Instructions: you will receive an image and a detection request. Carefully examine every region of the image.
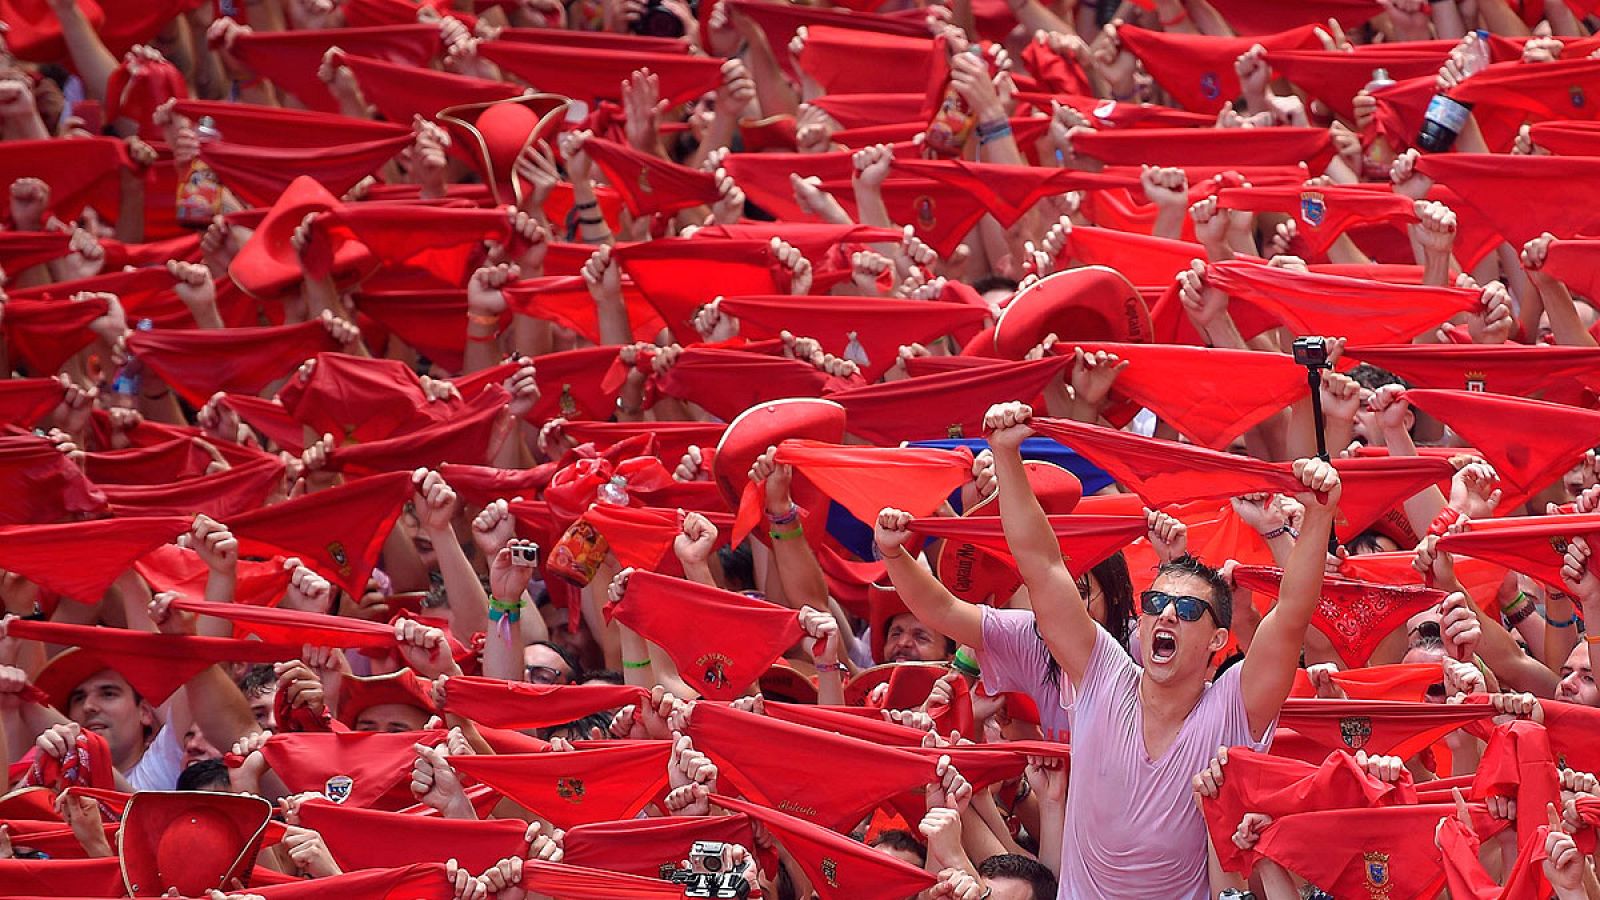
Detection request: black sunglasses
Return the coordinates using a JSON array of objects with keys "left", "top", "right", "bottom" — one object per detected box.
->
[{"left": 1140, "top": 590, "right": 1218, "bottom": 623}]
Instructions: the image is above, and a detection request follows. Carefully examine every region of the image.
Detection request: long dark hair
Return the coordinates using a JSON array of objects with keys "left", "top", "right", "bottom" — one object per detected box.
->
[{"left": 1037, "top": 551, "right": 1135, "bottom": 689}]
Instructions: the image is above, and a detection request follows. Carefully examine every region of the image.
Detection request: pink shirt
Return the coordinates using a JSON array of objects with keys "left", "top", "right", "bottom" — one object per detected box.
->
[
  {"left": 1056, "top": 627, "right": 1271, "bottom": 900},
  {"left": 979, "top": 606, "right": 1073, "bottom": 743}
]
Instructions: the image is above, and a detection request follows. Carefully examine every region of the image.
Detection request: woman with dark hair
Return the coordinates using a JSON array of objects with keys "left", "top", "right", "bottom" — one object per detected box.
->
[{"left": 876, "top": 508, "right": 1186, "bottom": 743}]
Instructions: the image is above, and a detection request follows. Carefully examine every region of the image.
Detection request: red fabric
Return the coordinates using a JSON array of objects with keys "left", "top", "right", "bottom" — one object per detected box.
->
[
  {"left": 1290, "top": 663, "right": 1445, "bottom": 702},
  {"left": 1067, "top": 341, "right": 1305, "bottom": 450},
  {"left": 717, "top": 295, "right": 988, "bottom": 382},
  {"left": 1405, "top": 389, "right": 1600, "bottom": 500},
  {"left": 1234, "top": 565, "right": 1445, "bottom": 667},
  {"left": 1268, "top": 47, "right": 1450, "bottom": 120},
  {"left": 81, "top": 438, "right": 211, "bottom": 484},
  {"left": 494, "top": 28, "right": 690, "bottom": 52},
  {"left": 325, "top": 385, "right": 509, "bottom": 475},
  {"left": 890, "top": 159, "right": 1139, "bottom": 227},
  {"left": 503, "top": 860, "right": 679, "bottom": 900},
  {"left": 1204, "top": 0, "right": 1382, "bottom": 34},
  {"left": 1116, "top": 25, "right": 1322, "bottom": 113},
  {"left": 724, "top": 0, "right": 928, "bottom": 81},
  {"left": 1274, "top": 698, "right": 1497, "bottom": 760},
  {"left": 1201, "top": 747, "right": 1416, "bottom": 875},
  {"left": 0, "top": 857, "right": 125, "bottom": 896},
  {"left": 229, "top": 471, "right": 415, "bottom": 597},
  {"left": 134, "top": 543, "right": 292, "bottom": 607},
  {"left": 763, "top": 701, "right": 928, "bottom": 746},
  {"left": 797, "top": 26, "right": 938, "bottom": 95},
  {"left": 582, "top": 137, "right": 720, "bottom": 216},
  {"left": 614, "top": 238, "right": 781, "bottom": 343},
  {"left": 561, "top": 421, "right": 726, "bottom": 465},
  {"left": 1437, "top": 814, "right": 1552, "bottom": 900},
  {"left": 278, "top": 353, "right": 445, "bottom": 443},
  {"left": 1538, "top": 699, "right": 1600, "bottom": 775},
  {"left": 1529, "top": 120, "right": 1600, "bottom": 155},
  {"left": 910, "top": 514, "right": 1149, "bottom": 577},
  {"left": 1206, "top": 259, "right": 1483, "bottom": 345},
  {"left": 1416, "top": 153, "right": 1600, "bottom": 246},
  {"left": 1339, "top": 551, "right": 1508, "bottom": 612},
  {"left": 298, "top": 800, "right": 529, "bottom": 873},
  {"left": 563, "top": 814, "right": 756, "bottom": 879},
  {"left": 710, "top": 793, "right": 936, "bottom": 900},
  {"left": 199, "top": 136, "right": 414, "bottom": 209},
  {"left": 0, "top": 0, "right": 105, "bottom": 61},
  {"left": 1072, "top": 125, "right": 1336, "bottom": 169},
  {"left": 718, "top": 143, "right": 916, "bottom": 222},
  {"left": 690, "top": 702, "right": 935, "bottom": 832},
  {"left": 1217, "top": 185, "right": 1417, "bottom": 256},
  {"left": 1331, "top": 455, "right": 1459, "bottom": 542},
  {"left": 510, "top": 273, "right": 661, "bottom": 343},
  {"left": 1030, "top": 416, "right": 1312, "bottom": 507},
  {"left": 815, "top": 175, "right": 1001, "bottom": 258},
  {"left": 230, "top": 25, "right": 442, "bottom": 113},
  {"left": 1451, "top": 56, "right": 1600, "bottom": 123},
  {"left": 581, "top": 505, "right": 732, "bottom": 570},
  {"left": 169, "top": 598, "right": 398, "bottom": 652},
  {"left": 1, "top": 294, "right": 109, "bottom": 374},
  {"left": 442, "top": 677, "right": 648, "bottom": 730},
  {"left": 252, "top": 730, "right": 446, "bottom": 810},
  {"left": 0, "top": 137, "right": 124, "bottom": 224},
  {"left": 1472, "top": 720, "right": 1561, "bottom": 854},
  {"left": 448, "top": 742, "right": 671, "bottom": 828},
  {"left": 436, "top": 463, "right": 550, "bottom": 507},
  {"left": 0, "top": 516, "right": 188, "bottom": 603},
  {"left": 0, "top": 377, "right": 65, "bottom": 428},
  {"left": 479, "top": 41, "right": 725, "bottom": 106},
  {"left": 0, "top": 436, "right": 108, "bottom": 524},
  {"left": 12, "top": 619, "right": 301, "bottom": 707},
  {"left": 809, "top": 92, "right": 928, "bottom": 128},
  {"left": 1350, "top": 344, "right": 1600, "bottom": 405},
  {"left": 102, "top": 457, "right": 286, "bottom": 519},
  {"left": 1437, "top": 513, "right": 1600, "bottom": 592},
  {"left": 831, "top": 356, "right": 1073, "bottom": 445},
  {"left": 351, "top": 289, "right": 471, "bottom": 371},
  {"left": 0, "top": 231, "right": 71, "bottom": 272},
  {"left": 19, "top": 724, "right": 116, "bottom": 792},
  {"left": 343, "top": 53, "right": 523, "bottom": 124},
  {"left": 1540, "top": 239, "right": 1600, "bottom": 307},
  {"left": 326, "top": 205, "right": 514, "bottom": 288},
  {"left": 605, "top": 570, "right": 802, "bottom": 700},
  {"left": 774, "top": 440, "right": 973, "bottom": 525},
  {"left": 128, "top": 320, "right": 343, "bottom": 407},
  {"left": 1254, "top": 802, "right": 1506, "bottom": 900},
  {"left": 657, "top": 348, "right": 836, "bottom": 421},
  {"left": 690, "top": 222, "right": 903, "bottom": 271}
]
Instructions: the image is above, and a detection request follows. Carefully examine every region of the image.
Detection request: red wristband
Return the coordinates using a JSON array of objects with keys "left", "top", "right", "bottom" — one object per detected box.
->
[{"left": 1427, "top": 506, "right": 1462, "bottom": 538}]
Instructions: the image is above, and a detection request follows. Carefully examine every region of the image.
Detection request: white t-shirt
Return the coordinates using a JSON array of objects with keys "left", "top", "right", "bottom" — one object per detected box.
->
[{"left": 124, "top": 722, "right": 184, "bottom": 791}]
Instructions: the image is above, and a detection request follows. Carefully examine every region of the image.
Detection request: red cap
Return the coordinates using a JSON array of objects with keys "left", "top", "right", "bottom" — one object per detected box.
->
[
  {"left": 712, "top": 398, "right": 847, "bottom": 511},
  {"left": 118, "top": 791, "right": 273, "bottom": 897},
  {"left": 992, "top": 266, "right": 1151, "bottom": 357},
  {"left": 437, "top": 93, "right": 570, "bottom": 207}
]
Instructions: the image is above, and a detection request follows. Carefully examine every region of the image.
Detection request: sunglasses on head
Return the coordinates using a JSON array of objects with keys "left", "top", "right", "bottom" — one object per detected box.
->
[{"left": 1140, "top": 590, "right": 1217, "bottom": 623}]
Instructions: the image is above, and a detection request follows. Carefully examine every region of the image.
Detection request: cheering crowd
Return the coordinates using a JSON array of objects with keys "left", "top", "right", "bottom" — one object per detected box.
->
[{"left": 8, "top": 0, "right": 1600, "bottom": 897}]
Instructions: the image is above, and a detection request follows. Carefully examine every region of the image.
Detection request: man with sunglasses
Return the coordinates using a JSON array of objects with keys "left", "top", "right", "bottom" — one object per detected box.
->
[{"left": 980, "top": 402, "right": 1340, "bottom": 900}]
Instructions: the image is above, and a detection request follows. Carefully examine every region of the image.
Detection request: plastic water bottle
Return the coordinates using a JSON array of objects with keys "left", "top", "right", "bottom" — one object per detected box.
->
[
  {"left": 111, "top": 318, "right": 154, "bottom": 396},
  {"left": 597, "top": 475, "right": 630, "bottom": 506},
  {"left": 1417, "top": 31, "right": 1489, "bottom": 153},
  {"left": 1363, "top": 68, "right": 1395, "bottom": 94}
]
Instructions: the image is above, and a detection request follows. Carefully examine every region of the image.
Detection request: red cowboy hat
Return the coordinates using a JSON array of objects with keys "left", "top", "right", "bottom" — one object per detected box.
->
[
  {"left": 118, "top": 791, "right": 273, "bottom": 897},
  {"left": 436, "top": 93, "right": 571, "bottom": 207},
  {"left": 33, "top": 647, "right": 121, "bottom": 714},
  {"left": 844, "top": 661, "right": 950, "bottom": 707},
  {"left": 990, "top": 265, "right": 1151, "bottom": 358},
  {"left": 227, "top": 175, "right": 378, "bottom": 300},
  {"left": 711, "top": 397, "right": 847, "bottom": 512},
  {"left": 335, "top": 668, "right": 440, "bottom": 729},
  {"left": 931, "top": 460, "right": 1082, "bottom": 605},
  {"left": 759, "top": 662, "right": 820, "bottom": 704}
]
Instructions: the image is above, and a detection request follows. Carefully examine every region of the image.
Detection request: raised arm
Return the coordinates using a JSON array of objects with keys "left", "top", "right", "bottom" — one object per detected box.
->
[
  {"left": 876, "top": 509, "right": 983, "bottom": 649},
  {"left": 984, "top": 402, "right": 1094, "bottom": 684},
  {"left": 1239, "top": 459, "right": 1339, "bottom": 740}
]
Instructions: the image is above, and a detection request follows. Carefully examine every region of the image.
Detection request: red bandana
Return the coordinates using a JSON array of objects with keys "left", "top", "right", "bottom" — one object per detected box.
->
[
  {"left": 199, "top": 135, "right": 415, "bottom": 209},
  {"left": 503, "top": 275, "right": 664, "bottom": 346},
  {"left": 448, "top": 742, "right": 671, "bottom": 829},
  {"left": 1217, "top": 184, "right": 1417, "bottom": 255},
  {"left": 1234, "top": 565, "right": 1445, "bottom": 667},
  {"left": 614, "top": 238, "right": 782, "bottom": 343},
  {"left": 910, "top": 514, "right": 1148, "bottom": 577},
  {"left": 657, "top": 348, "right": 837, "bottom": 422},
  {"left": 1290, "top": 663, "right": 1447, "bottom": 703},
  {"left": 298, "top": 800, "right": 528, "bottom": 874},
  {"left": 0, "top": 516, "right": 188, "bottom": 603},
  {"left": 1274, "top": 698, "right": 1497, "bottom": 761},
  {"left": 1, "top": 294, "right": 109, "bottom": 374},
  {"left": 229, "top": 471, "right": 415, "bottom": 597},
  {"left": 518, "top": 859, "right": 687, "bottom": 900},
  {"left": 1116, "top": 25, "right": 1321, "bottom": 112},
  {"left": 134, "top": 544, "right": 292, "bottom": 608},
  {"left": 581, "top": 504, "right": 733, "bottom": 570},
  {"left": 1268, "top": 46, "right": 1451, "bottom": 119},
  {"left": 724, "top": 0, "right": 927, "bottom": 81},
  {"left": 1349, "top": 344, "right": 1600, "bottom": 406},
  {"left": 1437, "top": 513, "right": 1600, "bottom": 592},
  {"left": 564, "top": 814, "right": 757, "bottom": 880},
  {"left": 251, "top": 729, "right": 447, "bottom": 811},
  {"left": 128, "top": 320, "right": 343, "bottom": 407},
  {"left": 831, "top": 356, "right": 1073, "bottom": 445},
  {"left": 796, "top": 26, "right": 938, "bottom": 95},
  {"left": 689, "top": 703, "right": 936, "bottom": 833},
  {"left": 478, "top": 41, "right": 725, "bottom": 106},
  {"left": 1416, "top": 153, "right": 1600, "bottom": 246},
  {"left": 710, "top": 794, "right": 936, "bottom": 900},
  {"left": 324, "top": 386, "right": 510, "bottom": 476},
  {"left": 1404, "top": 389, "right": 1600, "bottom": 501},
  {"left": 605, "top": 570, "right": 802, "bottom": 700},
  {"left": 442, "top": 678, "right": 647, "bottom": 730},
  {"left": 230, "top": 25, "right": 441, "bottom": 113},
  {"left": 0, "top": 137, "right": 125, "bottom": 224},
  {"left": 344, "top": 53, "right": 522, "bottom": 123},
  {"left": 773, "top": 440, "right": 973, "bottom": 526},
  {"left": 582, "top": 137, "right": 720, "bottom": 217},
  {"left": 0, "top": 436, "right": 108, "bottom": 524},
  {"left": 102, "top": 457, "right": 286, "bottom": 520}
]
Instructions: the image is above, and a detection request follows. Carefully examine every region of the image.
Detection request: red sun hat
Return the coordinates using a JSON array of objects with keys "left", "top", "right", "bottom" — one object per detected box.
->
[
  {"left": 335, "top": 669, "right": 440, "bottom": 729},
  {"left": 118, "top": 791, "right": 273, "bottom": 897},
  {"left": 990, "top": 265, "right": 1152, "bottom": 358},
  {"left": 711, "top": 398, "right": 848, "bottom": 512},
  {"left": 436, "top": 93, "right": 571, "bottom": 207}
]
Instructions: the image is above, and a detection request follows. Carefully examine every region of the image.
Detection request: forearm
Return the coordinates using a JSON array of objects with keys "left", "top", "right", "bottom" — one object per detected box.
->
[
  {"left": 187, "top": 665, "right": 262, "bottom": 750},
  {"left": 463, "top": 321, "right": 504, "bottom": 374},
  {"left": 618, "top": 625, "right": 656, "bottom": 690},
  {"left": 432, "top": 527, "right": 491, "bottom": 641},
  {"left": 1545, "top": 593, "right": 1580, "bottom": 671},
  {"left": 1430, "top": 0, "right": 1467, "bottom": 38},
  {"left": 1536, "top": 278, "right": 1600, "bottom": 347},
  {"left": 481, "top": 609, "right": 526, "bottom": 683},
  {"left": 882, "top": 552, "right": 984, "bottom": 648},
  {"left": 55, "top": 1, "right": 119, "bottom": 101},
  {"left": 1242, "top": 505, "right": 1332, "bottom": 732},
  {"left": 1035, "top": 799, "right": 1064, "bottom": 877},
  {"left": 852, "top": 181, "right": 893, "bottom": 229}
]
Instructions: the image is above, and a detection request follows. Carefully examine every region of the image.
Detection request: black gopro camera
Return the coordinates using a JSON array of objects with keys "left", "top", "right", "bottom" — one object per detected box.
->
[{"left": 1291, "top": 336, "right": 1330, "bottom": 369}]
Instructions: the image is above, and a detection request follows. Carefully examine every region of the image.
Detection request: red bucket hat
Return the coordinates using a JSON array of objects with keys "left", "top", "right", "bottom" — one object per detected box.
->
[{"left": 992, "top": 266, "right": 1151, "bottom": 358}]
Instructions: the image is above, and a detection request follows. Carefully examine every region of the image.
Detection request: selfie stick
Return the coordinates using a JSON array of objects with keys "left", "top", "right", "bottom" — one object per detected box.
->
[{"left": 1295, "top": 339, "right": 1341, "bottom": 556}]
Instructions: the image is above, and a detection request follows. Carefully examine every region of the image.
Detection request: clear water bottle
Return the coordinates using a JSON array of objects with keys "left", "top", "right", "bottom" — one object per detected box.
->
[
  {"left": 1417, "top": 31, "right": 1490, "bottom": 153},
  {"left": 597, "top": 475, "right": 630, "bottom": 506},
  {"left": 112, "top": 318, "right": 154, "bottom": 396},
  {"left": 1364, "top": 67, "right": 1395, "bottom": 94}
]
